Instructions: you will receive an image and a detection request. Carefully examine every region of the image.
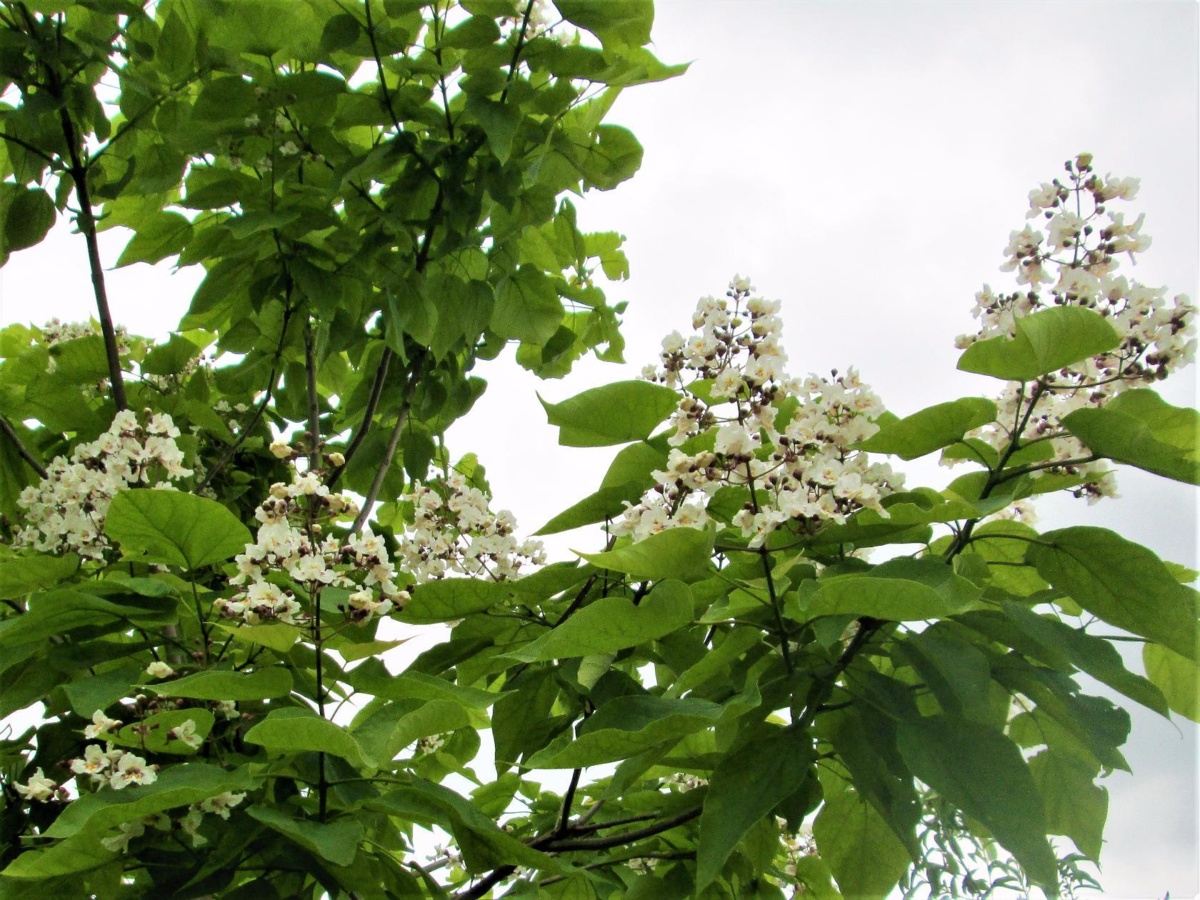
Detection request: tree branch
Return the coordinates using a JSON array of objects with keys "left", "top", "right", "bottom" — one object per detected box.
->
[
  {"left": 0, "top": 415, "right": 47, "bottom": 478},
  {"left": 543, "top": 804, "right": 701, "bottom": 851},
  {"left": 196, "top": 305, "right": 295, "bottom": 492},
  {"left": 328, "top": 346, "right": 392, "bottom": 489},
  {"left": 350, "top": 351, "right": 424, "bottom": 534},
  {"left": 47, "top": 64, "right": 127, "bottom": 410}
]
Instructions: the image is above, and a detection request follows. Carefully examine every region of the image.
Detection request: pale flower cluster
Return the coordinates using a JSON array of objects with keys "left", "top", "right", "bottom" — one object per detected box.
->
[
  {"left": 397, "top": 469, "right": 546, "bottom": 583},
  {"left": 40, "top": 318, "right": 133, "bottom": 392},
  {"left": 216, "top": 454, "right": 407, "bottom": 627},
  {"left": 625, "top": 279, "right": 903, "bottom": 546},
  {"left": 952, "top": 155, "right": 1196, "bottom": 503},
  {"left": 16, "top": 410, "right": 192, "bottom": 559}
]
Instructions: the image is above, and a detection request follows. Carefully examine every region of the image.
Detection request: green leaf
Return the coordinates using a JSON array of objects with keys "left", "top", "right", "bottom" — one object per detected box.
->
[
  {"left": 797, "top": 558, "right": 981, "bottom": 622},
  {"left": 696, "top": 727, "right": 811, "bottom": 890},
  {"left": 4, "top": 186, "right": 55, "bottom": 252},
  {"left": 1062, "top": 389, "right": 1200, "bottom": 485},
  {"left": 539, "top": 380, "right": 680, "bottom": 447},
  {"left": 856, "top": 398, "right": 997, "bottom": 460},
  {"left": 508, "top": 580, "right": 693, "bottom": 661},
  {"left": 1027, "top": 527, "right": 1198, "bottom": 660},
  {"left": 465, "top": 96, "right": 521, "bottom": 163},
  {"left": 442, "top": 14, "right": 501, "bottom": 48},
  {"left": 813, "top": 778, "right": 910, "bottom": 899},
  {"left": 368, "top": 779, "right": 559, "bottom": 874},
  {"left": 578, "top": 527, "right": 714, "bottom": 582},
  {"left": 399, "top": 579, "right": 512, "bottom": 624},
  {"left": 1002, "top": 602, "right": 1169, "bottom": 716},
  {"left": 1028, "top": 749, "right": 1108, "bottom": 860},
  {"left": 573, "top": 124, "right": 644, "bottom": 191},
  {"left": 526, "top": 689, "right": 755, "bottom": 768},
  {"left": 115, "top": 212, "right": 192, "bottom": 267},
  {"left": 0, "top": 553, "right": 80, "bottom": 599},
  {"left": 214, "top": 622, "right": 299, "bottom": 653},
  {"left": 244, "top": 708, "right": 371, "bottom": 767},
  {"left": 897, "top": 715, "right": 1057, "bottom": 887},
  {"left": 319, "top": 13, "right": 360, "bottom": 53},
  {"left": 63, "top": 665, "right": 141, "bottom": 718},
  {"left": 553, "top": 0, "right": 654, "bottom": 47},
  {"left": 44, "top": 763, "right": 257, "bottom": 838},
  {"left": 247, "top": 807, "right": 362, "bottom": 867},
  {"left": 105, "top": 489, "right": 252, "bottom": 571},
  {"left": 491, "top": 265, "right": 563, "bottom": 345},
  {"left": 893, "top": 629, "right": 992, "bottom": 722},
  {"left": 147, "top": 667, "right": 293, "bottom": 701},
  {"left": 109, "top": 708, "right": 215, "bottom": 756},
  {"left": 2, "top": 833, "right": 114, "bottom": 878},
  {"left": 1143, "top": 643, "right": 1199, "bottom": 722},
  {"left": 957, "top": 307, "right": 1120, "bottom": 381}
]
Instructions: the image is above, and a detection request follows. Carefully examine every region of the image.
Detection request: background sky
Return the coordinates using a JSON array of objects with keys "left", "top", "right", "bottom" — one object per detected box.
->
[{"left": 0, "top": 1, "right": 1196, "bottom": 896}]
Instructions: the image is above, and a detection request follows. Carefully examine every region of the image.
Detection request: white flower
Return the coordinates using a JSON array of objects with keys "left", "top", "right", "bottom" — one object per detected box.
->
[
  {"left": 269, "top": 439, "right": 293, "bottom": 459},
  {"left": 145, "top": 661, "right": 175, "bottom": 679},
  {"left": 84, "top": 709, "right": 123, "bottom": 739},
  {"left": 198, "top": 791, "right": 246, "bottom": 819},
  {"left": 715, "top": 423, "right": 755, "bottom": 457},
  {"left": 179, "top": 807, "right": 208, "bottom": 847},
  {"left": 70, "top": 744, "right": 111, "bottom": 781},
  {"left": 168, "top": 719, "right": 204, "bottom": 750},
  {"left": 14, "top": 768, "right": 57, "bottom": 802},
  {"left": 109, "top": 752, "right": 156, "bottom": 790}
]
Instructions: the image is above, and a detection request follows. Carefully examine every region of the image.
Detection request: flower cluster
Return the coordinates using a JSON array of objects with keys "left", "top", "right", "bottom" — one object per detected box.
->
[
  {"left": 13, "top": 768, "right": 65, "bottom": 803},
  {"left": 178, "top": 791, "right": 247, "bottom": 847},
  {"left": 952, "top": 155, "right": 1196, "bottom": 503},
  {"left": 774, "top": 817, "right": 818, "bottom": 882},
  {"left": 69, "top": 743, "right": 158, "bottom": 790},
  {"left": 397, "top": 469, "right": 546, "bottom": 583},
  {"left": 16, "top": 410, "right": 192, "bottom": 559},
  {"left": 216, "top": 452, "right": 407, "bottom": 627},
  {"left": 625, "top": 279, "right": 903, "bottom": 546},
  {"left": 41, "top": 317, "right": 132, "bottom": 353}
]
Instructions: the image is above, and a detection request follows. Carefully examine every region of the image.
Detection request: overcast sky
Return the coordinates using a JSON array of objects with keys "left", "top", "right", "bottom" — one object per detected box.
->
[{"left": 0, "top": 2, "right": 1196, "bottom": 896}]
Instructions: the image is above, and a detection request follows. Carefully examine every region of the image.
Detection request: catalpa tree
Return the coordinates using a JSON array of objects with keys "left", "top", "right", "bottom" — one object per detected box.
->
[{"left": 0, "top": 0, "right": 1195, "bottom": 898}]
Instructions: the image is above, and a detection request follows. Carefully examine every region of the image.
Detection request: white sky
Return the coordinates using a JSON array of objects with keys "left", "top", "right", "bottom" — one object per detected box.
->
[{"left": 0, "top": 1, "right": 1196, "bottom": 896}]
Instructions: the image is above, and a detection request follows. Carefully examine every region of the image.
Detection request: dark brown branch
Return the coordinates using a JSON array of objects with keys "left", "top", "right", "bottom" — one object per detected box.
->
[
  {"left": 350, "top": 352, "right": 424, "bottom": 534},
  {"left": 45, "top": 70, "right": 127, "bottom": 409},
  {"left": 304, "top": 322, "right": 322, "bottom": 469},
  {"left": 196, "top": 306, "right": 295, "bottom": 492},
  {"left": 543, "top": 804, "right": 702, "bottom": 852},
  {"left": 537, "top": 852, "right": 695, "bottom": 887},
  {"left": 0, "top": 131, "right": 56, "bottom": 165},
  {"left": 328, "top": 346, "right": 392, "bottom": 489},
  {"left": 557, "top": 768, "right": 581, "bottom": 836},
  {"left": 500, "top": 0, "right": 536, "bottom": 104},
  {"left": 0, "top": 415, "right": 47, "bottom": 478},
  {"left": 794, "top": 617, "right": 881, "bottom": 732}
]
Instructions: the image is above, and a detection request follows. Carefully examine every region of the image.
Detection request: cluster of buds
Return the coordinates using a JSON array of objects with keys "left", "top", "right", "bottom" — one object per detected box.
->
[
  {"left": 951, "top": 156, "right": 1195, "bottom": 503},
  {"left": 623, "top": 279, "right": 903, "bottom": 546},
  {"left": 16, "top": 410, "right": 192, "bottom": 559},
  {"left": 397, "top": 469, "right": 546, "bottom": 583}
]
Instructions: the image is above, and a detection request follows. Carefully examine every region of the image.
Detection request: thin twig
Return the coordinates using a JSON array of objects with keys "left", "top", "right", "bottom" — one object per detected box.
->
[
  {"left": 328, "top": 346, "right": 392, "bottom": 488},
  {"left": 350, "top": 352, "right": 424, "bottom": 534},
  {"left": 196, "top": 305, "right": 295, "bottom": 492},
  {"left": 0, "top": 415, "right": 46, "bottom": 478},
  {"left": 544, "top": 805, "right": 702, "bottom": 852}
]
